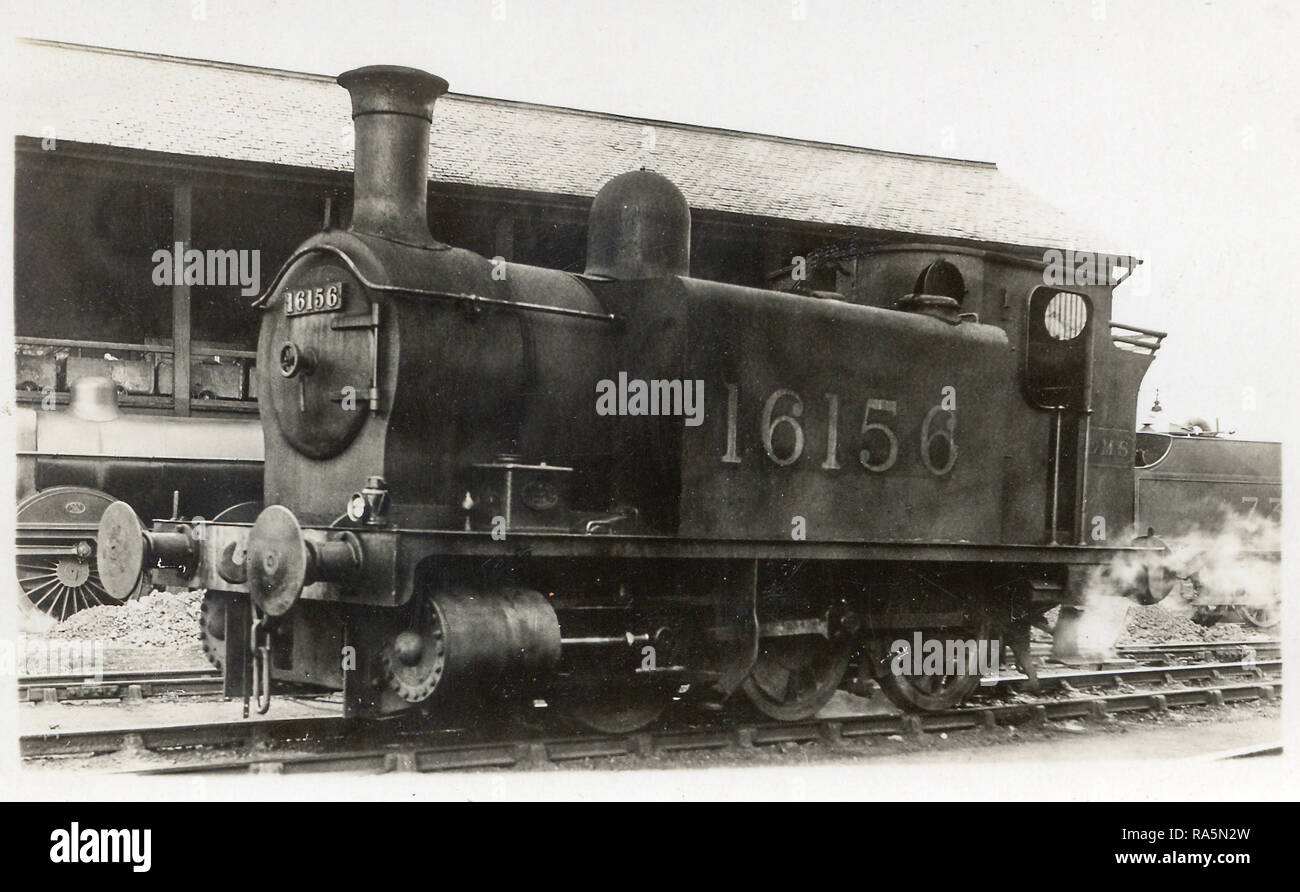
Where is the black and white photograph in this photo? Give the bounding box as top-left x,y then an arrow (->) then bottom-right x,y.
1,0 -> 1296,827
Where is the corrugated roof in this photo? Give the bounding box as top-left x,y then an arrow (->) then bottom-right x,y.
14,38 -> 1117,254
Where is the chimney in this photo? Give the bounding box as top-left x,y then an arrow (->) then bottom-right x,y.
337,65 -> 449,246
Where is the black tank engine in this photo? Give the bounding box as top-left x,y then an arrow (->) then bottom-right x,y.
97,65 -> 1173,728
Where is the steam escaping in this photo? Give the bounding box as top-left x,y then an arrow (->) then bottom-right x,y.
1052,533 -> 1159,663
1161,506 -> 1281,615
1053,507 -> 1281,663
1052,596 -> 1133,663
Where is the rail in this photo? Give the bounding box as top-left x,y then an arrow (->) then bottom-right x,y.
17,335 -> 256,361
15,335 -> 259,407
117,679 -> 1285,774
18,667 -> 222,703
1111,321 -> 1167,355
1030,639 -> 1280,662
19,659 -> 1282,769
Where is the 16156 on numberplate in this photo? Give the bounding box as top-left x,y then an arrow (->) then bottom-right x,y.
284,282 -> 344,316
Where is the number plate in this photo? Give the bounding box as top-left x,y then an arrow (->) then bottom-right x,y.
283,282 -> 344,317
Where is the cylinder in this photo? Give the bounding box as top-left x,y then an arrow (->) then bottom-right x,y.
336,65 -> 449,246
433,585 -> 561,692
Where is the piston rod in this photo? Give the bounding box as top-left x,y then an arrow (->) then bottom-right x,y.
561,633 -> 653,647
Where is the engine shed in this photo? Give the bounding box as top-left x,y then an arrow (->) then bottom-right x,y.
12,38 -> 1130,424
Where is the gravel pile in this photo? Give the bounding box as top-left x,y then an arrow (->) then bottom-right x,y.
1119,604 -> 1251,644
1037,601 -> 1258,646
49,590 -> 203,649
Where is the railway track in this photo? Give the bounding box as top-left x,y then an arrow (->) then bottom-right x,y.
17,667 -> 222,703
1116,640 -> 1280,661
20,658 -> 1281,772
1027,639 -> 1280,663
16,638 -> 1279,705
977,659 -> 1280,697
130,679 -> 1287,775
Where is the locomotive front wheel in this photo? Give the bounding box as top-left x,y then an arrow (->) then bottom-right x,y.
198,592 -> 230,670
873,620 -> 991,712
549,680 -> 676,735
740,633 -> 853,722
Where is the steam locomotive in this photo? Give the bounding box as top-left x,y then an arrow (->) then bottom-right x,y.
1134,427 -> 1281,628
17,376 -> 262,624
96,65 -> 1177,730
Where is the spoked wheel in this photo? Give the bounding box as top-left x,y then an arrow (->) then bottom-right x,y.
16,487 -> 142,621
873,620 -> 991,712
740,633 -> 853,721
1241,603 -> 1280,630
549,680 -> 677,734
